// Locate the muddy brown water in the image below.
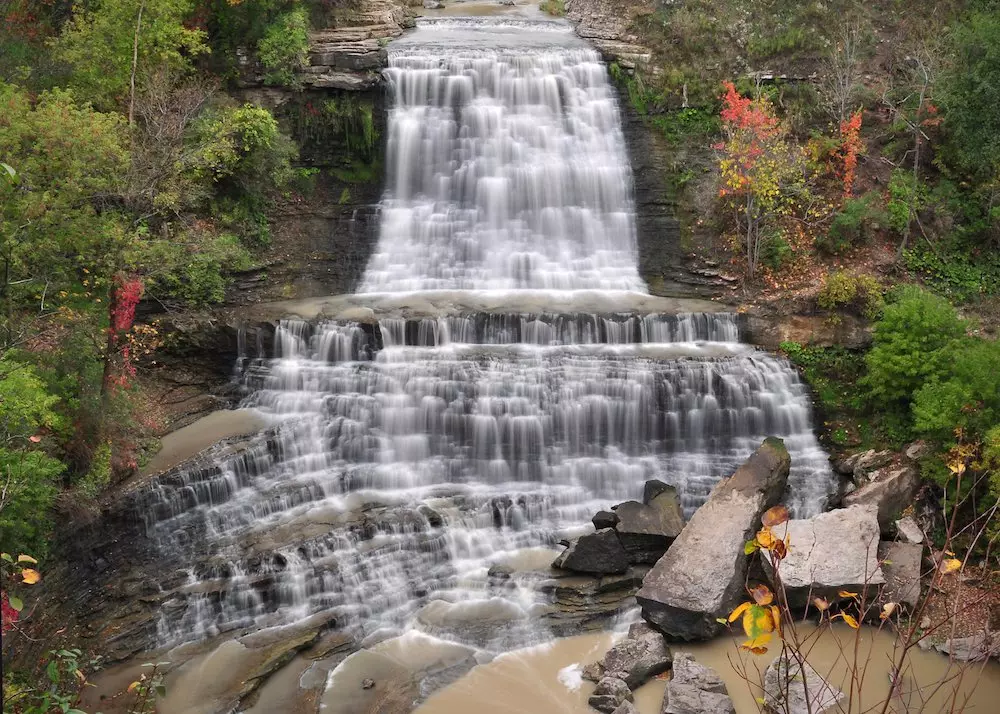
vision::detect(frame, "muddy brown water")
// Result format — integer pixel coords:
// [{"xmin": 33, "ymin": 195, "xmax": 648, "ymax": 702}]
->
[
  {"xmin": 418, "ymin": 626, "xmax": 1000, "ymax": 714},
  {"xmin": 141, "ymin": 409, "xmax": 267, "ymax": 476},
  {"xmin": 82, "ymin": 625, "xmax": 1000, "ymax": 714}
]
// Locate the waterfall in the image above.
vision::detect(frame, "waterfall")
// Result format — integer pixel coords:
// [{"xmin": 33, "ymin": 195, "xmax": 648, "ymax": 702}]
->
[{"xmin": 145, "ymin": 18, "xmax": 835, "ymax": 650}]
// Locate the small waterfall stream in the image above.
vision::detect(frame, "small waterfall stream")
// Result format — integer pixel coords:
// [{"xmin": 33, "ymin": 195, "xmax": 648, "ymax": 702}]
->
[{"xmin": 143, "ymin": 18, "xmax": 835, "ymax": 653}]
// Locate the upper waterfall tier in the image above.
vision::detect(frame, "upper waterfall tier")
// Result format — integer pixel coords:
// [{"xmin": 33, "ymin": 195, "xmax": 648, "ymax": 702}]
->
[{"xmin": 359, "ymin": 18, "xmax": 644, "ymax": 292}]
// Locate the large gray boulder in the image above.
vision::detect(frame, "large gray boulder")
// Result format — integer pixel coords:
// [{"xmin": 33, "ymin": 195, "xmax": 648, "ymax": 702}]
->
[
  {"xmin": 589, "ymin": 621, "xmax": 672, "ymax": 689},
  {"xmin": 589, "ymin": 676, "xmax": 632, "ymax": 713},
  {"xmin": 766, "ymin": 505, "xmax": 884, "ymax": 607},
  {"xmin": 553, "ymin": 528, "xmax": 629, "ymax": 575},
  {"xmin": 636, "ymin": 438, "xmax": 790, "ymax": 640},
  {"xmin": 843, "ymin": 463, "xmax": 921, "ymax": 532},
  {"xmin": 763, "ymin": 652, "xmax": 844, "ymax": 714},
  {"xmin": 663, "ymin": 653, "xmax": 735, "ymax": 714}
]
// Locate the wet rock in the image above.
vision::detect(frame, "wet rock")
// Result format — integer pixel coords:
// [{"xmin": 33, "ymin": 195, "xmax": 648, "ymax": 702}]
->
[
  {"xmin": 879, "ymin": 541, "xmax": 923, "ymax": 610},
  {"xmin": 663, "ymin": 653, "xmax": 734, "ymax": 714},
  {"xmin": 487, "ymin": 563, "xmax": 514, "ymax": 584},
  {"xmin": 611, "ymin": 702, "xmax": 639, "ymax": 714},
  {"xmin": 418, "ymin": 505, "xmax": 444, "ymax": 528},
  {"xmin": 643, "ymin": 479, "xmax": 676, "ymax": 505},
  {"xmin": 843, "ymin": 463, "xmax": 921, "ymax": 532},
  {"xmin": 905, "ymin": 440, "xmax": 931, "ymax": 461},
  {"xmin": 593, "ymin": 510, "xmax": 619, "ymax": 530},
  {"xmin": 613, "ymin": 498, "xmax": 684, "ymax": 564},
  {"xmin": 593, "ymin": 621, "xmax": 672, "ymax": 689},
  {"xmin": 766, "ymin": 505, "xmax": 884, "ymax": 607},
  {"xmin": 423, "ymin": 0, "xmax": 444, "ymax": 7},
  {"xmin": 541, "ymin": 566, "xmax": 649, "ymax": 636},
  {"xmin": 582, "ymin": 661, "xmax": 605, "ymax": 683},
  {"xmin": 589, "ymin": 676, "xmax": 632, "ymax": 713},
  {"xmin": 636, "ymin": 438, "xmax": 790, "ymax": 640},
  {"xmin": 553, "ymin": 528, "xmax": 630, "ymax": 575},
  {"xmin": 361, "ymin": 678, "xmax": 375, "ymax": 689},
  {"xmin": 925, "ymin": 633, "xmax": 1000, "ymax": 662},
  {"xmin": 763, "ymin": 652, "xmax": 844, "ymax": 714}
]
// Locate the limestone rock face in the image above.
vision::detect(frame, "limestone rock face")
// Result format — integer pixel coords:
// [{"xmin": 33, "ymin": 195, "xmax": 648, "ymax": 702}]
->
[
  {"xmin": 767, "ymin": 505, "xmax": 884, "ymax": 606},
  {"xmin": 636, "ymin": 438, "xmax": 790, "ymax": 640},
  {"xmin": 553, "ymin": 528, "xmax": 630, "ymax": 575},
  {"xmin": 662, "ymin": 653, "xmax": 735, "ymax": 714},
  {"xmin": 763, "ymin": 653, "xmax": 844, "ymax": 714},
  {"xmin": 565, "ymin": 0, "xmax": 653, "ymax": 68}
]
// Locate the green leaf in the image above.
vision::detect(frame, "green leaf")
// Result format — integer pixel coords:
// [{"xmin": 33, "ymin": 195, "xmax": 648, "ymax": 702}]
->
[
  {"xmin": 1, "ymin": 552, "xmax": 13, "ymax": 563},
  {"xmin": 47, "ymin": 659, "xmax": 60, "ymax": 683},
  {"xmin": 744, "ymin": 540, "xmax": 759, "ymax": 555},
  {"xmin": 155, "ymin": 684, "xmax": 167, "ymax": 697},
  {"xmin": 8, "ymin": 596, "xmax": 23, "ymax": 611}
]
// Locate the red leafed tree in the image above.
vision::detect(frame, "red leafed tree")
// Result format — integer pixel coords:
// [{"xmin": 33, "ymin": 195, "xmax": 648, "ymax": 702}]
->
[
  {"xmin": 101, "ymin": 274, "xmax": 144, "ymax": 479},
  {"xmin": 838, "ymin": 110, "xmax": 863, "ymax": 197},
  {"xmin": 716, "ymin": 82, "xmax": 804, "ymax": 279}
]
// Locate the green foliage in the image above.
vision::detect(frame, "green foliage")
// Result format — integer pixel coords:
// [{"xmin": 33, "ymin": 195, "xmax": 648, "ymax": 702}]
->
[
  {"xmin": 52, "ymin": 0, "xmax": 207, "ymax": 112},
  {"xmin": 863, "ymin": 286, "xmax": 968, "ymax": 405},
  {"xmin": 761, "ymin": 231, "xmax": 794, "ymax": 271},
  {"xmin": 0, "ymin": 83, "xmax": 129, "ymax": 298},
  {"xmin": 938, "ymin": 8, "xmax": 1000, "ymax": 182},
  {"xmin": 539, "ymin": 0, "xmax": 566, "ymax": 16},
  {"xmin": 144, "ymin": 232, "xmax": 253, "ymax": 304},
  {"xmin": 258, "ymin": 6, "xmax": 310, "ymax": 87},
  {"xmin": 817, "ymin": 270, "xmax": 884, "ymax": 319},
  {"xmin": 818, "ymin": 193, "xmax": 886, "ymax": 255},
  {"xmin": 903, "ymin": 247, "xmax": 1000, "ymax": 303},
  {"xmin": 649, "ymin": 108, "xmax": 720, "ymax": 146},
  {"xmin": 0, "ymin": 355, "xmax": 65, "ymax": 558},
  {"xmin": 887, "ymin": 169, "xmax": 928, "ymax": 235},
  {"xmin": 912, "ymin": 339, "xmax": 1000, "ymax": 441},
  {"xmin": 6, "ymin": 648, "xmax": 90, "ymax": 714}
]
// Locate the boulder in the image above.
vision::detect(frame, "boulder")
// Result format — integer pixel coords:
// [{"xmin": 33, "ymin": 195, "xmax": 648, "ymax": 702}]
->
[
  {"xmin": 924, "ymin": 633, "xmax": 1000, "ymax": 662},
  {"xmin": 553, "ymin": 529, "xmax": 630, "ymax": 575},
  {"xmin": 834, "ymin": 449, "xmax": 894, "ymax": 479},
  {"xmin": 636, "ymin": 438, "xmax": 790, "ymax": 640},
  {"xmin": 591, "ymin": 621, "xmax": 672, "ymax": 689},
  {"xmin": 593, "ymin": 510, "xmax": 620, "ymax": 530},
  {"xmin": 643, "ymin": 479, "xmax": 676, "ymax": 504},
  {"xmin": 589, "ymin": 676, "xmax": 632, "ymax": 713},
  {"xmin": 662, "ymin": 653, "xmax": 734, "ymax": 714},
  {"xmin": 763, "ymin": 652, "xmax": 844, "ymax": 714},
  {"xmin": 894, "ymin": 516, "xmax": 924, "ymax": 545},
  {"xmin": 613, "ymin": 495, "xmax": 684, "ymax": 564},
  {"xmin": 843, "ymin": 463, "xmax": 921, "ymax": 532},
  {"xmin": 879, "ymin": 541, "xmax": 923, "ymax": 610},
  {"xmin": 422, "ymin": 0, "xmax": 444, "ymax": 8},
  {"xmin": 766, "ymin": 505, "xmax": 884, "ymax": 607}
]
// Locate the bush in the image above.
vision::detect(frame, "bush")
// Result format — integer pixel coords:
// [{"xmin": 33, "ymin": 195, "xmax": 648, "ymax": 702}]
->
[
  {"xmin": 887, "ymin": 169, "xmax": 928, "ymax": 235},
  {"xmin": 816, "ymin": 270, "xmax": 884, "ymax": 319},
  {"xmin": 863, "ymin": 286, "xmax": 968, "ymax": 405},
  {"xmin": 912, "ymin": 338, "xmax": 1000, "ymax": 441},
  {"xmin": 817, "ymin": 194, "xmax": 886, "ymax": 255},
  {"xmin": 258, "ymin": 7, "xmax": 310, "ymax": 87},
  {"xmin": 539, "ymin": 0, "xmax": 565, "ymax": 16},
  {"xmin": 761, "ymin": 231, "xmax": 794, "ymax": 271}
]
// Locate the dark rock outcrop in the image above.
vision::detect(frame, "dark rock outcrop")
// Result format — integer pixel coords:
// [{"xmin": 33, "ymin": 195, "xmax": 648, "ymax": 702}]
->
[
  {"xmin": 613, "ymin": 494, "xmax": 684, "ymax": 564},
  {"xmin": 553, "ymin": 529, "xmax": 630, "ymax": 575},
  {"xmin": 593, "ymin": 510, "xmax": 620, "ymax": 530},
  {"xmin": 636, "ymin": 438, "xmax": 790, "ymax": 640},
  {"xmin": 587, "ymin": 621, "xmax": 672, "ymax": 690},
  {"xmin": 589, "ymin": 675, "xmax": 633, "ymax": 714}
]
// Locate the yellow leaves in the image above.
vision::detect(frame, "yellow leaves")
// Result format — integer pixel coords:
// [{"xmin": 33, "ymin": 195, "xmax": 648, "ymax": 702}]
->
[
  {"xmin": 749, "ymin": 583, "xmax": 774, "ymax": 606},
  {"xmin": 729, "ymin": 585, "xmax": 782, "ymax": 654},
  {"xmin": 838, "ymin": 590, "xmax": 859, "ymax": 599},
  {"xmin": 20, "ymin": 568, "xmax": 41, "ymax": 584},
  {"xmin": 939, "ymin": 558, "xmax": 962, "ymax": 575},
  {"xmin": 834, "ymin": 613, "xmax": 860, "ymax": 629},
  {"xmin": 880, "ymin": 602, "xmax": 898, "ymax": 621},
  {"xmin": 16, "ymin": 554, "xmax": 37, "ymax": 564},
  {"xmin": 812, "ymin": 597, "xmax": 830, "ymax": 612},
  {"xmin": 762, "ymin": 505, "xmax": 790, "ymax": 527}
]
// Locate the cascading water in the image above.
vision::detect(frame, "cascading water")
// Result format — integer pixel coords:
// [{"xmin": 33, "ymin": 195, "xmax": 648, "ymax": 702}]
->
[{"xmin": 144, "ymin": 18, "xmax": 835, "ymax": 653}]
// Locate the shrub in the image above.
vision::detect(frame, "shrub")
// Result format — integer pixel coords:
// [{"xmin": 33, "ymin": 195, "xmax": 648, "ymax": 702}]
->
[
  {"xmin": 258, "ymin": 7, "xmax": 310, "ymax": 87},
  {"xmin": 817, "ymin": 194, "xmax": 886, "ymax": 255},
  {"xmin": 912, "ymin": 338, "xmax": 1000, "ymax": 441},
  {"xmin": 816, "ymin": 270, "xmax": 884, "ymax": 319},
  {"xmin": 887, "ymin": 169, "xmax": 928, "ymax": 235},
  {"xmin": 539, "ymin": 0, "xmax": 565, "ymax": 16},
  {"xmin": 863, "ymin": 286, "xmax": 968, "ymax": 405},
  {"xmin": 761, "ymin": 231, "xmax": 794, "ymax": 271}
]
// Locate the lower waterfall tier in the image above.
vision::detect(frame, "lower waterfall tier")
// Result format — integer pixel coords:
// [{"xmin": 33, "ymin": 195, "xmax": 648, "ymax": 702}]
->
[{"xmin": 140, "ymin": 316, "xmax": 835, "ymax": 648}]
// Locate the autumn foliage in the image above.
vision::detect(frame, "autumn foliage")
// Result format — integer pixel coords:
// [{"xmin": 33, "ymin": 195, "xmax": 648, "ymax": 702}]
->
[{"xmin": 838, "ymin": 111, "xmax": 863, "ymax": 197}]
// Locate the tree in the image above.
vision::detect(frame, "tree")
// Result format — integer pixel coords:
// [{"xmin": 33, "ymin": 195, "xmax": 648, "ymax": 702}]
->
[
  {"xmin": 863, "ymin": 286, "xmax": 968, "ymax": 405},
  {"xmin": 716, "ymin": 81, "xmax": 805, "ymax": 279},
  {"xmin": 52, "ymin": 0, "xmax": 207, "ymax": 112}
]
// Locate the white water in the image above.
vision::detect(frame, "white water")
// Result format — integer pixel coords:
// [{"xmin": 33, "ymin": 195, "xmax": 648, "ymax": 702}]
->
[{"xmin": 139, "ymin": 18, "xmax": 836, "ymax": 655}]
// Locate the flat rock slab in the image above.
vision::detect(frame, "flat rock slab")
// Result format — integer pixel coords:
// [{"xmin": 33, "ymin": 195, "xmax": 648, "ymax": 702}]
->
[
  {"xmin": 769, "ymin": 505, "xmax": 884, "ymax": 606},
  {"xmin": 636, "ymin": 438, "xmax": 790, "ymax": 640},
  {"xmin": 879, "ymin": 541, "xmax": 923, "ymax": 610},
  {"xmin": 553, "ymin": 528, "xmax": 629, "ymax": 575},
  {"xmin": 843, "ymin": 463, "xmax": 921, "ymax": 532}
]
